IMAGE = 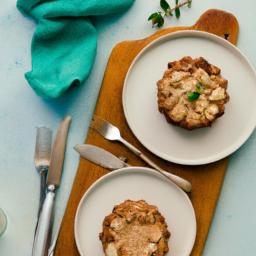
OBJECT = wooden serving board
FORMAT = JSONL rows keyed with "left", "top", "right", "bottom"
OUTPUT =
{"left": 56, "top": 9, "right": 239, "bottom": 256}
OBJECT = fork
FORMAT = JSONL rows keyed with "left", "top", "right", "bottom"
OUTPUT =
{"left": 33, "top": 127, "right": 52, "bottom": 254}
{"left": 34, "top": 127, "right": 53, "bottom": 216}
{"left": 90, "top": 116, "right": 192, "bottom": 192}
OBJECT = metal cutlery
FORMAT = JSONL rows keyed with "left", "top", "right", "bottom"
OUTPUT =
{"left": 74, "top": 144, "right": 129, "bottom": 170}
{"left": 32, "top": 116, "right": 72, "bottom": 256}
{"left": 74, "top": 144, "right": 186, "bottom": 183}
{"left": 90, "top": 116, "right": 192, "bottom": 192}
{"left": 75, "top": 144, "right": 191, "bottom": 189}
{"left": 47, "top": 143, "right": 127, "bottom": 256}
{"left": 34, "top": 127, "right": 53, "bottom": 216}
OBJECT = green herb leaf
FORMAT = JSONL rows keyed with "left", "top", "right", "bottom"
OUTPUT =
{"left": 160, "top": 0, "right": 170, "bottom": 12}
{"left": 160, "top": 0, "right": 172, "bottom": 16}
{"left": 175, "top": 0, "right": 181, "bottom": 19}
{"left": 156, "top": 14, "right": 164, "bottom": 27}
{"left": 188, "top": 0, "right": 192, "bottom": 8}
{"left": 175, "top": 7, "right": 181, "bottom": 18}
{"left": 148, "top": 12, "right": 165, "bottom": 27}
{"left": 148, "top": 12, "right": 158, "bottom": 21}
{"left": 195, "top": 83, "right": 203, "bottom": 93}
{"left": 187, "top": 91, "right": 200, "bottom": 101}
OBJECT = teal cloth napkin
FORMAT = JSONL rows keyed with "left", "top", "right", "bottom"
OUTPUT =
{"left": 17, "top": 0, "right": 134, "bottom": 98}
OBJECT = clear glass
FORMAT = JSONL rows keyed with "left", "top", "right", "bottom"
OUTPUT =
{"left": 0, "top": 208, "right": 7, "bottom": 236}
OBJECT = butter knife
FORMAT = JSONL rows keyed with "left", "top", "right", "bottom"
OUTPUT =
{"left": 74, "top": 144, "right": 129, "bottom": 170}
{"left": 32, "top": 116, "right": 71, "bottom": 256}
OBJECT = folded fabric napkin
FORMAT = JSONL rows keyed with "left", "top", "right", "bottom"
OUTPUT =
{"left": 17, "top": 0, "right": 134, "bottom": 98}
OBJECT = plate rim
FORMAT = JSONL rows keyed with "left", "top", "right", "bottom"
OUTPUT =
{"left": 74, "top": 166, "right": 197, "bottom": 256}
{"left": 122, "top": 30, "right": 256, "bottom": 165}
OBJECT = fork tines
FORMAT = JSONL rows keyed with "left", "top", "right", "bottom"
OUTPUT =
{"left": 90, "top": 116, "right": 112, "bottom": 137}
{"left": 90, "top": 116, "right": 120, "bottom": 141}
{"left": 90, "top": 116, "right": 107, "bottom": 134}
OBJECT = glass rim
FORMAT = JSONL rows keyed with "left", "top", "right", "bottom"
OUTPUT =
{"left": 0, "top": 208, "right": 7, "bottom": 236}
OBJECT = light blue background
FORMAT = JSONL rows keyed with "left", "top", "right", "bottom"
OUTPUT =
{"left": 0, "top": 0, "right": 255, "bottom": 255}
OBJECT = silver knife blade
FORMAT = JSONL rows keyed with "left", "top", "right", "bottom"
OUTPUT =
{"left": 47, "top": 116, "right": 72, "bottom": 187}
{"left": 74, "top": 144, "right": 128, "bottom": 170}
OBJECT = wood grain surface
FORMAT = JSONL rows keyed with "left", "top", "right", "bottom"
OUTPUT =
{"left": 55, "top": 9, "right": 239, "bottom": 256}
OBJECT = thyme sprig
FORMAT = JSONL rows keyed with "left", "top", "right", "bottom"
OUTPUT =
{"left": 148, "top": 0, "right": 192, "bottom": 28}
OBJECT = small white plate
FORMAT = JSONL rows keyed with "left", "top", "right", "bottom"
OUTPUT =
{"left": 122, "top": 30, "right": 256, "bottom": 165}
{"left": 75, "top": 167, "right": 196, "bottom": 256}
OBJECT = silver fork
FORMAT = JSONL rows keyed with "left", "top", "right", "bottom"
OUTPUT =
{"left": 34, "top": 127, "right": 52, "bottom": 216}
{"left": 90, "top": 116, "right": 192, "bottom": 192}
{"left": 33, "top": 127, "right": 52, "bottom": 254}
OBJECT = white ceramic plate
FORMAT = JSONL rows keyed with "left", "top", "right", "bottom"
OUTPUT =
{"left": 122, "top": 30, "right": 256, "bottom": 165}
{"left": 75, "top": 167, "right": 196, "bottom": 256}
